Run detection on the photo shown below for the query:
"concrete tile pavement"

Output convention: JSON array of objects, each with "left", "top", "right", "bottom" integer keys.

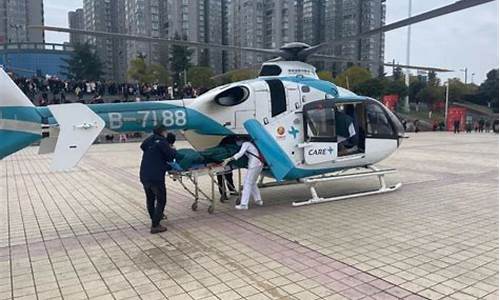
[{"left": 0, "top": 132, "right": 497, "bottom": 299}]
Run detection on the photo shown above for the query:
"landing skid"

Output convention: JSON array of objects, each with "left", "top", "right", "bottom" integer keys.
[
  {"left": 292, "top": 166, "right": 402, "bottom": 207},
  {"left": 256, "top": 166, "right": 402, "bottom": 206}
]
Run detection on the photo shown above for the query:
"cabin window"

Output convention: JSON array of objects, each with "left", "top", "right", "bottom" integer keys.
[
  {"left": 303, "top": 101, "right": 336, "bottom": 142},
  {"left": 259, "top": 65, "right": 282, "bottom": 76},
  {"left": 366, "top": 101, "right": 395, "bottom": 137},
  {"left": 214, "top": 86, "right": 249, "bottom": 106},
  {"left": 266, "top": 79, "right": 287, "bottom": 117}
]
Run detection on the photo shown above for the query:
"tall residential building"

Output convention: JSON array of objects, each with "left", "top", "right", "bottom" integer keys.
[
  {"left": 162, "top": 0, "right": 225, "bottom": 73},
  {"left": 263, "top": 0, "right": 298, "bottom": 49},
  {"left": 77, "top": 0, "right": 385, "bottom": 79},
  {"left": 0, "top": 0, "right": 44, "bottom": 44},
  {"left": 124, "top": 0, "right": 160, "bottom": 70},
  {"left": 228, "top": 0, "right": 266, "bottom": 68},
  {"left": 68, "top": 9, "right": 84, "bottom": 45},
  {"left": 83, "top": 0, "right": 126, "bottom": 81},
  {"left": 301, "top": 0, "right": 324, "bottom": 46},
  {"left": 325, "top": 0, "right": 386, "bottom": 75}
]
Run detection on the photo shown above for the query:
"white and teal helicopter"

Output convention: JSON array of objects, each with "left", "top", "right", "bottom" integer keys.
[{"left": 0, "top": 0, "right": 492, "bottom": 206}]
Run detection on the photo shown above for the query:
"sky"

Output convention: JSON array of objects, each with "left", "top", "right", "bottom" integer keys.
[{"left": 44, "top": 0, "right": 499, "bottom": 83}]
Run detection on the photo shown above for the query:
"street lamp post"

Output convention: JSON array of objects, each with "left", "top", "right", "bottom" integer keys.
[
  {"left": 460, "top": 67, "right": 468, "bottom": 84},
  {"left": 403, "top": 0, "right": 413, "bottom": 113},
  {"left": 444, "top": 79, "right": 450, "bottom": 129}
]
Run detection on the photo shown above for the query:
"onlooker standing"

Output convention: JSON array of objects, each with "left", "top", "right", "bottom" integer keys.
[{"left": 453, "top": 119, "right": 460, "bottom": 134}]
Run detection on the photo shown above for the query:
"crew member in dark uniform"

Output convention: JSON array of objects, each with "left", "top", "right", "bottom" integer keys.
[{"left": 140, "top": 125, "right": 176, "bottom": 234}]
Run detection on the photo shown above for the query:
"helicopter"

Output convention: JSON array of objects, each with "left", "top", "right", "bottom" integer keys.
[{"left": 0, "top": 0, "right": 493, "bottom": 206}]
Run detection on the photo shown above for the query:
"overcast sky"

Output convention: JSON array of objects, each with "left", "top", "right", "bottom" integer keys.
[{"left": 44, "top": 0, "right": 499, "bottom": 83}]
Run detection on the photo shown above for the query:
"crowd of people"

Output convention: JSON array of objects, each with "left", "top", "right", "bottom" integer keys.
[{"left": 12, "top": 74, "right": 203, "bottom": 106}]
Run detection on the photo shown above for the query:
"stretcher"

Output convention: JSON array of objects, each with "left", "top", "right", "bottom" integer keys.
[{"left": 168, "top": 163, "right": 241, "bottom": 214}]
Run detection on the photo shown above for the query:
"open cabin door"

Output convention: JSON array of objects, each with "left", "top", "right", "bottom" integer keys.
[{"left": 300, "top": 100, "right": 337, "bottom": 165}]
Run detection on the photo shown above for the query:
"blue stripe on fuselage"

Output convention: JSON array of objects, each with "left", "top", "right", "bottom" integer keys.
[
  {"left": 279, "top": 76, "right": 339, "bottom": 97},
  {"left": 0, "top": 130, "right": 41, "bottom": 159},
  {"left": 0, "top": 106, "right": 41, "bottom": 123},
  {"left": 35, "top": 101, "right": 232, "bottom": 135}
]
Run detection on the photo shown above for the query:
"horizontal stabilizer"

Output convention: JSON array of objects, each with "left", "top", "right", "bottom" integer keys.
[{"left": 48, "top": 103, "right": 105, "bottom": 171}]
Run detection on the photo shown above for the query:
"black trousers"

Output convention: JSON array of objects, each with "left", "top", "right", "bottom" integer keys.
[
  {"left": 143, "top": 182, "right": 166, "bottom": 227},
  {"left": 217, "top": 172, "right": 236, "bottom": 195}
]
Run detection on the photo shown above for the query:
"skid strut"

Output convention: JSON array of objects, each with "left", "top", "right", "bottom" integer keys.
[{"left": 292, "top": 166, "right": 402, "bottom": 207}]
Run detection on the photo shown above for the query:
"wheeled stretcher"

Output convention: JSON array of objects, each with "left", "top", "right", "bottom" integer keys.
[{"left": 168, "top": 164, "right": 241, "bottom": 214}]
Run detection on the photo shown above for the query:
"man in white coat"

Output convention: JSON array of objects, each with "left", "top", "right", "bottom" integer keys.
[{"left": 224, "top": 140, "right": 264, "bottom": 210}]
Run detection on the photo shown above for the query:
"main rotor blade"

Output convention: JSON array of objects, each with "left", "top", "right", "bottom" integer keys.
[
  {"left": 384, "top": 63, "right": 453, "bottom": 73},
  {"left": 29, "top": 25, "right": 282, "bottom": 57},
  {"left": 307, "top": 55, "right": 453, "bottom": 72},
  {"left": 32, "top": 25, "right": 381, "bottom": 64},
  {"left": 305, "top": 0, "right": 495, "bottom": 57}
]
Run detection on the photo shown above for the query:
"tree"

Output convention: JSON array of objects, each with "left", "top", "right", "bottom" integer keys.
[
  {"left": 170, "top": 33, "right": 193, "bottom": 85},
  {"left": 149, "top": 63, "right": 170, "bottom": 85},
  {"left": 317, "top": 71, "right": 335, "bottom": 83},
  {"left": 199, "top": 49, "right": 210, "bottom": 67},
  {"left": 428, "top": 70, "right": 440, "bottom": 87},
  {"left": 127, "top": 56, "right": 169, "bottom": 84},
  {"left": 416, "top": 85, "right": 444, "bottom": 106},
  {"left": 384, "top": 79, "right": 408, "bottom": 98},
  {"left": 229, "top": 69, "right": 259, "bottom": 82},
  {"left": 447, "top": 78, "right": 477, "bottom": 103},
  {"left": 478, "top": 69, "right": 499, "bottom": 110},
  {"left": 352, "top": 78, "right": 386, "bottom": 98},
  {"left": 187, "top": 66, "right": 214, "bottom": 88},
  {"left": 62, "top": 43, "right": 103, "bottom": 80},
  {"left": 409, "top": 76, "right": 427, "bottom": 103},
  {"left": 127, "top": 57, "right": 149, "bottom": 83},
  {"left": 334, "top": 66, "right": 372, "bottom": 89},
  {"left": 392, "top": 66, "right": 403, "bottom": 81}
]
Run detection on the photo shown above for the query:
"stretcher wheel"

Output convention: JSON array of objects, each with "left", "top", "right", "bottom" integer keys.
[
  {"left": 191, "top": 202, "right": 198, "bottom": 211},
  {"left": 208, "top": 205, "right": 214, "bottom": 214}
]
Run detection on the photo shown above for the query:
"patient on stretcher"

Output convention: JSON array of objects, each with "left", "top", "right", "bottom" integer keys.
[{"left": 168, "top": 142, "right": 248, "bottom": 172}]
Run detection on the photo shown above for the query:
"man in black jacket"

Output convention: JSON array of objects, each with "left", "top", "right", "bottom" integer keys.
[{"left": 140, "top": 125, "right": 176, "bottom": 234}]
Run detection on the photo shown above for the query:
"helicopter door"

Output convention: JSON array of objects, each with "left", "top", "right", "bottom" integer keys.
[
  {"left": 301, "top": 101, "right": 337, "bottom": 165},
  {"left": 254, "top": 79, "right": 288, "bottom": 125},
  {"left": 285, "top": 82, "right": 301, "bottom": 110}
]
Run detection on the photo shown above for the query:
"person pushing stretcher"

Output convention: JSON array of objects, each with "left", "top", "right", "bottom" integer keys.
[{"left": 224, "top": 138, "right": 265, "bottom": 210}]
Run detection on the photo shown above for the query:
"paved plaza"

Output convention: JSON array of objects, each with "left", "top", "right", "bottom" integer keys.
[{"left": 0, "top": 132, "right": 498, "bottom": 300}]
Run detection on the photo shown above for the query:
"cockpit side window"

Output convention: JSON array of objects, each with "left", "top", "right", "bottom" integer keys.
[
  {"left": 303, "top": 101, "right": 336, "bottom": 142},
  {"left": 259, "top": 65, "right": 282, "bottom": 76},
  {"left": 214, "top": 86, "right": 250, "bottom": 106},
  {"left": 365, "top": 101, "right": 395, "bottom": 138}
]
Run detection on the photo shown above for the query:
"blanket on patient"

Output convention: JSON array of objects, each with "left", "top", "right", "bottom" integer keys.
[{"left": 173, "top": 144, "right": 248, "bottom": 170}]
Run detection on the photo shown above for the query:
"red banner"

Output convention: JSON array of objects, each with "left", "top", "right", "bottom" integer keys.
[
  {"left": 382, "top": 94, "right": 399, "bottom": 111},
  {"left": 447, "top": 106, "right": 467, "bottom": 131}
]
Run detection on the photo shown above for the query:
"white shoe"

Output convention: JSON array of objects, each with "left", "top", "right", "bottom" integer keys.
[
  {"left": 255, "top": 200, "right": 263, "bottom": 206},
  {"left": 235, "top": 204, "right": 248, "bottom": 210}
]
